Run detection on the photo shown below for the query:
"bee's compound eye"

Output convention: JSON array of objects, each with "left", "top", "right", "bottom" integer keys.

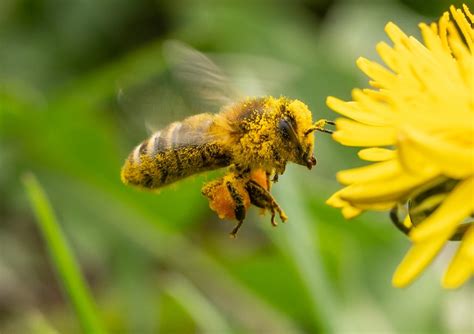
[{"left": 278, "top": 119, "right": 292, "bottom": 141}]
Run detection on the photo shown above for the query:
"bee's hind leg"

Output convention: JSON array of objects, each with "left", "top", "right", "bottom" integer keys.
[
  {"left": 230, "top": 220, "right": 244, "bottom": 237},
  {"left": 245, "top": 180, "right": 288, "bottom": 227}
]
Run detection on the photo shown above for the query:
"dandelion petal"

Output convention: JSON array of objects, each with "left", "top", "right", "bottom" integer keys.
[
  {"left": 326, "top": 97, "right": 389, "bottom": 126},
  {"left": 336, "top": 160, "right": 399, "bottom": 185},
  {"left": 357, "top": 148, "right": 396, "bottom": 161},
  {"left": 443, "top": 225, "right": 474, "bottom": 288},
  {"left": 333, "top": 118, "right": 396, "bottom": 147},
  {"left": 392, "top": 236, "right": 446, "bottom": 287},
  {"left": 400, "top": 127, "right": 474, "bottom": 179}
]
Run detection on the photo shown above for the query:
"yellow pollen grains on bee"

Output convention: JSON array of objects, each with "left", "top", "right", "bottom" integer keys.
[{"left": 121, "top": 94, "right": 333, "bottom": 237}]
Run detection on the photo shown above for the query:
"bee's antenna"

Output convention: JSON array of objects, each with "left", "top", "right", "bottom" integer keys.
[
  {"left": 305, "top": 119, "right": 335, "bottom": 135},
  {"left": 316, "top": 128, "right": 334, "bottom": 134}
]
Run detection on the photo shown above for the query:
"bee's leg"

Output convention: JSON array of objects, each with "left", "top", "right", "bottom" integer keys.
[
  {"left": 390, "top": 204, "right": 470, "bottom": 241},
  {"left": 272, "top": 165, "right": 286, "bottom": 183},
  {"left": 265, "top": 171, "right": 272, "bottom": 190},
  {"left": 226, "top": 181, "right": 246, "bottom": 238},
  {"left": 246, "top": 180, "right": 287, "bottom": 227},
  {"left": 230, "top": 220, "right": 244, "bottom": 237},
  {"left": 389, "top": 205, "right": 411, "bottom": 236},
  {"left": 272, "top": 173, "right": 279, "bottom": 183},
  {"left": 313, "top": 119, "right": 335, "bottom": 134}
]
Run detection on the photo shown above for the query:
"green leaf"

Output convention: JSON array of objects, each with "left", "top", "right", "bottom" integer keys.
[{"left": 22, "top": 173, "right": 106, "bottom": 334}]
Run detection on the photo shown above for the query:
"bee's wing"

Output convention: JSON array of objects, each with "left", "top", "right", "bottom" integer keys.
[
  {"left": 117, "top": 81, "right": 187, "bottom": 134},
  {"left": 117, "top": 40, "right": 240, "bottom": 140},
  {"left": 118, "top": 41, "right": 300, "bottom": 146},
  {"left": 165, "top": 52, "right": 301, "bottom": 148},
  {"left": 163, "top": 41, "right": 301, "bottom": 112},
  {"left": 211, "top": 54, "right": 301, "bottom": 98},
  {"left": 163, "top": 40, "right": 243, "bottom": 114}
]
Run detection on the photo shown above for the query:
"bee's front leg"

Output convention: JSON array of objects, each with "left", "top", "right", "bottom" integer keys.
[
  {"left": 245, "top": 180, "right": 287, "bottom": 227},
  {"left": 272, "top": 164, "right": 286, "bottom": 183},
  {"left": 272, "top": 173, "right": 279, "bottom": 183}
]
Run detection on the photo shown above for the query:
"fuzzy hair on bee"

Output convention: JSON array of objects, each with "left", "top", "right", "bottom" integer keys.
[{"left": 120, "top": 42, "right": 333, "bottom": 237}]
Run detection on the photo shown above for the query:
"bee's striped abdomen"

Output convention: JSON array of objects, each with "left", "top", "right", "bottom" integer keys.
[{"left": 121, "top": 114, "right": 231, "bottom": 189}]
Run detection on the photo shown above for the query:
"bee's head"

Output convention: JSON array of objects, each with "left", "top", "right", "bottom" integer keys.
[{"left": 277, "top": 99, "right": 317, "bottom": 170}]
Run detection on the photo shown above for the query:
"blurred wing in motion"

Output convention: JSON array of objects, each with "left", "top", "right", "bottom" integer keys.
[
  {"left": 163, "top": 40, "right": 242, "bottom": 113},
  {"left": 163, "top": 41, "right": 301, "bottom": 111},
  {"left": 117, "top": 80, "right": 189, "bottom": 135},
  {"left": 212, "top": 54, "right": 301, "bottom": 98},
  {"left": 117, "top": 40, "right": 240, "bottom": 140},
  {"left": 118, "top": 40, "right": 300, "bottom": 147}
]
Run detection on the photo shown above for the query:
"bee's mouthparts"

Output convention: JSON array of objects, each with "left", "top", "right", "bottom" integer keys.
[{"left": 306, "top": 156, "right": 317, "bottom": 169}]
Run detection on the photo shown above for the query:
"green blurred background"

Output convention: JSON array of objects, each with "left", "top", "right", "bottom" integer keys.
[{"left": 1, "top": 0, "right": 472, "bottom": 333}]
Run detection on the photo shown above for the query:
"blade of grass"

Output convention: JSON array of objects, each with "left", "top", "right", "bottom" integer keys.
[
  {"left": 272, "top": 169, "right": 340, "bottom": 333},
  {"left": 163, "top": 273, "right": 233, "bottom": 333},
  {"left": 26, "top": 311, "right": 61, "bottom": 334},
  {"left": 22, "top": 173, "right": 106, "bottom": 334}
]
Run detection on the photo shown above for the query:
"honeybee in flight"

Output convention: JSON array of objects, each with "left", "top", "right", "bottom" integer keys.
[{"left": 121, "top": 42, "right": 333, "bottom": 237}]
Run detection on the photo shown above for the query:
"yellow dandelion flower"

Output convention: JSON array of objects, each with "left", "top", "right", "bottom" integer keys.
[{"left": 326, "top": 4, "right": 474, "bottom": 288}]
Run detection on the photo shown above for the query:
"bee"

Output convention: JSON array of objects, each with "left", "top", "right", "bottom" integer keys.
[
  {"left": 120, "top": 42, "right": 333, "bottom": 237},
  {"left": 390, "top": 178, "right": 471, "bottom": 241}
]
